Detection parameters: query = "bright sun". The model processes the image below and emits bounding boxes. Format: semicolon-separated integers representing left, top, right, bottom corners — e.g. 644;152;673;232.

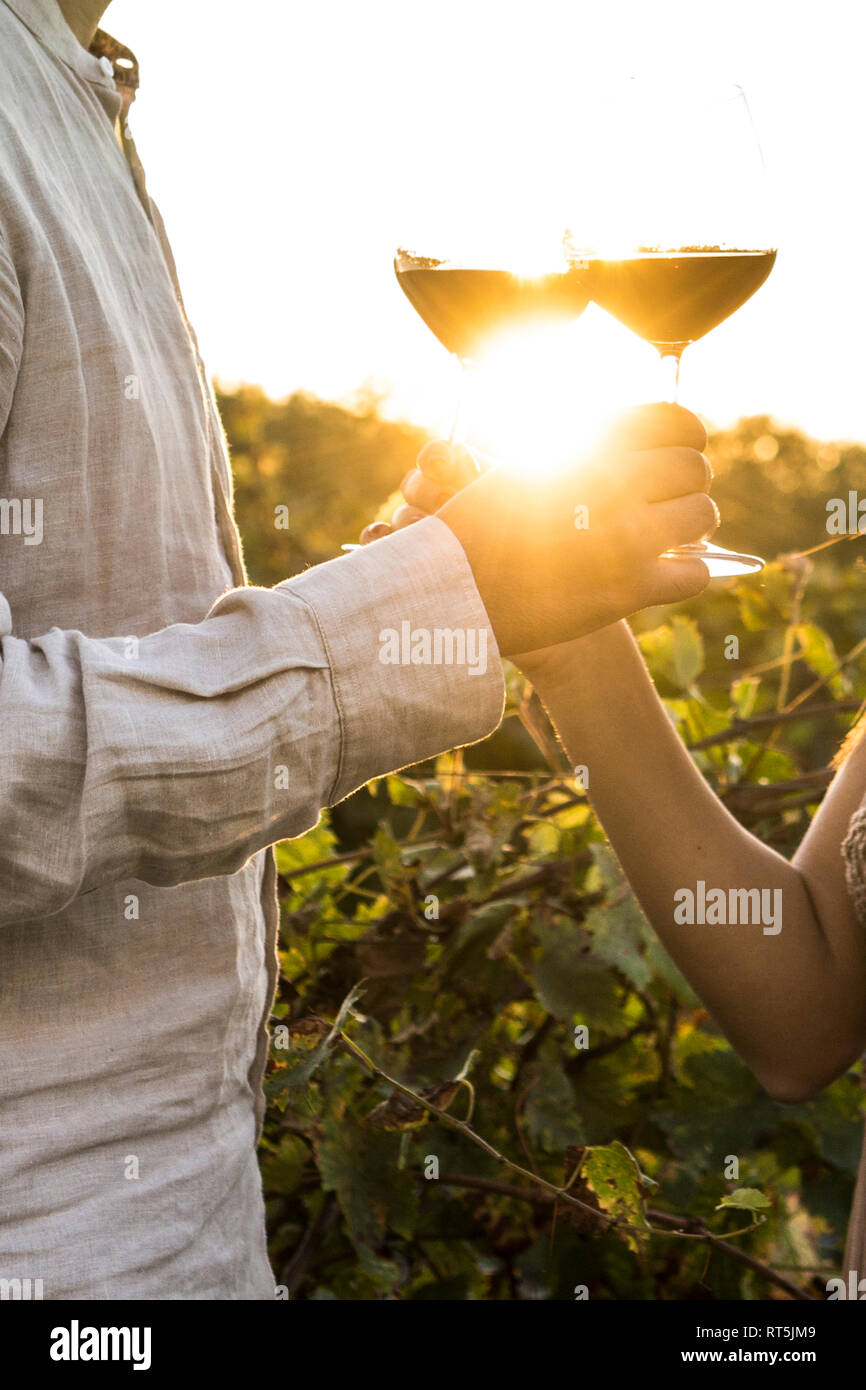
460;310;660;481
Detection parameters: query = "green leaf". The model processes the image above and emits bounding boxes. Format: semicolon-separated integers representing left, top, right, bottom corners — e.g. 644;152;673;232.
585;902;652;993
761;561;795;615
526;821;561;858
665;694;729;747
715;1187;771;1213
794;622;848;695
581;1141;650;1253
354;1244;405;1292
371;824;403;874
786;1073;866;1173
275;816;347;891
736;583;774;632
260;1134;309;1196
733;560;796;630
731;677;760;720
671;615;706;688
732;743;798;784
523;1054;586;1152
531;922;623;1029
503;659;529;714
385;774;422;806
316;1114;418;1250
275;817;336;873
657;1041;779;1171
412;1273;473;1299
638;616;704;690
584;845;652;992
588;842;628;897
644;935;700;1006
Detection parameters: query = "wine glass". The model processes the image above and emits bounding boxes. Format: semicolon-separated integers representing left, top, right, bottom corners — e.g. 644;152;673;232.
391;98;597;450
565;79;776;578
393;249;589;459
344;117;592;551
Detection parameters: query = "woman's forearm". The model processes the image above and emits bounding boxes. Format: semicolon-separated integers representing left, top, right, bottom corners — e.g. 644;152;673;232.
526;622;866;1100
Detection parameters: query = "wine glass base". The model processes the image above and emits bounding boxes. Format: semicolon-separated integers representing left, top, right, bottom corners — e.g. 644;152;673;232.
661;541;764;579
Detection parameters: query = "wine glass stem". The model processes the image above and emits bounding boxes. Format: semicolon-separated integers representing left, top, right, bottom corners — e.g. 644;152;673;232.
449;357;472;458
659;350;682;404
448;385;464;449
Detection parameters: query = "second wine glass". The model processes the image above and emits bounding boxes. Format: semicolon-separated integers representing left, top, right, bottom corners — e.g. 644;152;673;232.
565;78;776;578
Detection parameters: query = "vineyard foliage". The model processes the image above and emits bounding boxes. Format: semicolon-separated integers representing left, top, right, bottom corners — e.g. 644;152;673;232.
220;384;866;1299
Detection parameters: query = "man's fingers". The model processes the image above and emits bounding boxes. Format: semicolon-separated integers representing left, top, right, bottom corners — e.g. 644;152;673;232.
599;401;708;455
417;440;481;489
401;467;453;514
643;492;720;554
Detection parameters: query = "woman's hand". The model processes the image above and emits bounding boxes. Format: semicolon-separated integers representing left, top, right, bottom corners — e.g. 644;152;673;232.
358;435;629;680
359;440;484;545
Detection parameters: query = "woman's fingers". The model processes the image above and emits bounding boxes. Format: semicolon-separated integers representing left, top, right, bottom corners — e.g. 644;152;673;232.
624;447;713;505
359;441;477;543
390;503;428;530
417;440;482;489
359;520;393;545
360;504;428;542
642;553;711;606
599;401;709;456
400;468;453;514
644;492;720;554
393;442;485;529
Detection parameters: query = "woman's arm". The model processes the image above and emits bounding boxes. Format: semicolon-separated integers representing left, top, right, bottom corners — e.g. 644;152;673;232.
523;621;866;1101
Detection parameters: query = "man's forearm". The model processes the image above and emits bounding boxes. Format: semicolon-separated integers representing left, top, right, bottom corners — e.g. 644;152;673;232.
0;519;504;925
527;622;866;1098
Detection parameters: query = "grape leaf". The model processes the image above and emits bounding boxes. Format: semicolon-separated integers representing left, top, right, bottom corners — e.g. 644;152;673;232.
715;1187;771;1213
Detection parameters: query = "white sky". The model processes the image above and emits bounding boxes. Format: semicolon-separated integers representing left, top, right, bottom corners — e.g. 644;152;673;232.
108;0;866;446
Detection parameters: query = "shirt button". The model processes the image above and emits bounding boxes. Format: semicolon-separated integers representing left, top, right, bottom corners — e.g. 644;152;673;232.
99;55;114;78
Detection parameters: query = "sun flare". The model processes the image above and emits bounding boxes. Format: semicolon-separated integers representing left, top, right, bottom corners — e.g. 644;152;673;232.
458;311;660;482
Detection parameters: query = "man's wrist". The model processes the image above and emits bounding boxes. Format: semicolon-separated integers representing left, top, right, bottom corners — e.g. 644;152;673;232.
282;517;505;801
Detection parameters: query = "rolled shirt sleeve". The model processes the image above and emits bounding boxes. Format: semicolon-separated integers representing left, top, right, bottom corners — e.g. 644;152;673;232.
0;515;504;924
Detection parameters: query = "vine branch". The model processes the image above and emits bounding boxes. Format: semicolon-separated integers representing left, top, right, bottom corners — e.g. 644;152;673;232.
334;1025;767;1249
430;1172;814;1301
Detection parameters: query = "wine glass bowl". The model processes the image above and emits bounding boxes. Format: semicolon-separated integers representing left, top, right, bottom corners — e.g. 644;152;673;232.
564;244;776;363
394;250;589;366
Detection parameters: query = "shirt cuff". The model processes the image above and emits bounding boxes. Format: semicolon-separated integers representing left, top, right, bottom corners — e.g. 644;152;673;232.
282;516;505;802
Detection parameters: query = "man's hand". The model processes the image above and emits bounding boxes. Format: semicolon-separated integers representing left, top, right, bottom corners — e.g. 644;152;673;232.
360;403;716;658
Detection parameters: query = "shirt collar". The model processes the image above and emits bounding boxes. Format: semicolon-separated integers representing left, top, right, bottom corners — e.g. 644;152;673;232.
2;1;140;117
89;27;140;120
